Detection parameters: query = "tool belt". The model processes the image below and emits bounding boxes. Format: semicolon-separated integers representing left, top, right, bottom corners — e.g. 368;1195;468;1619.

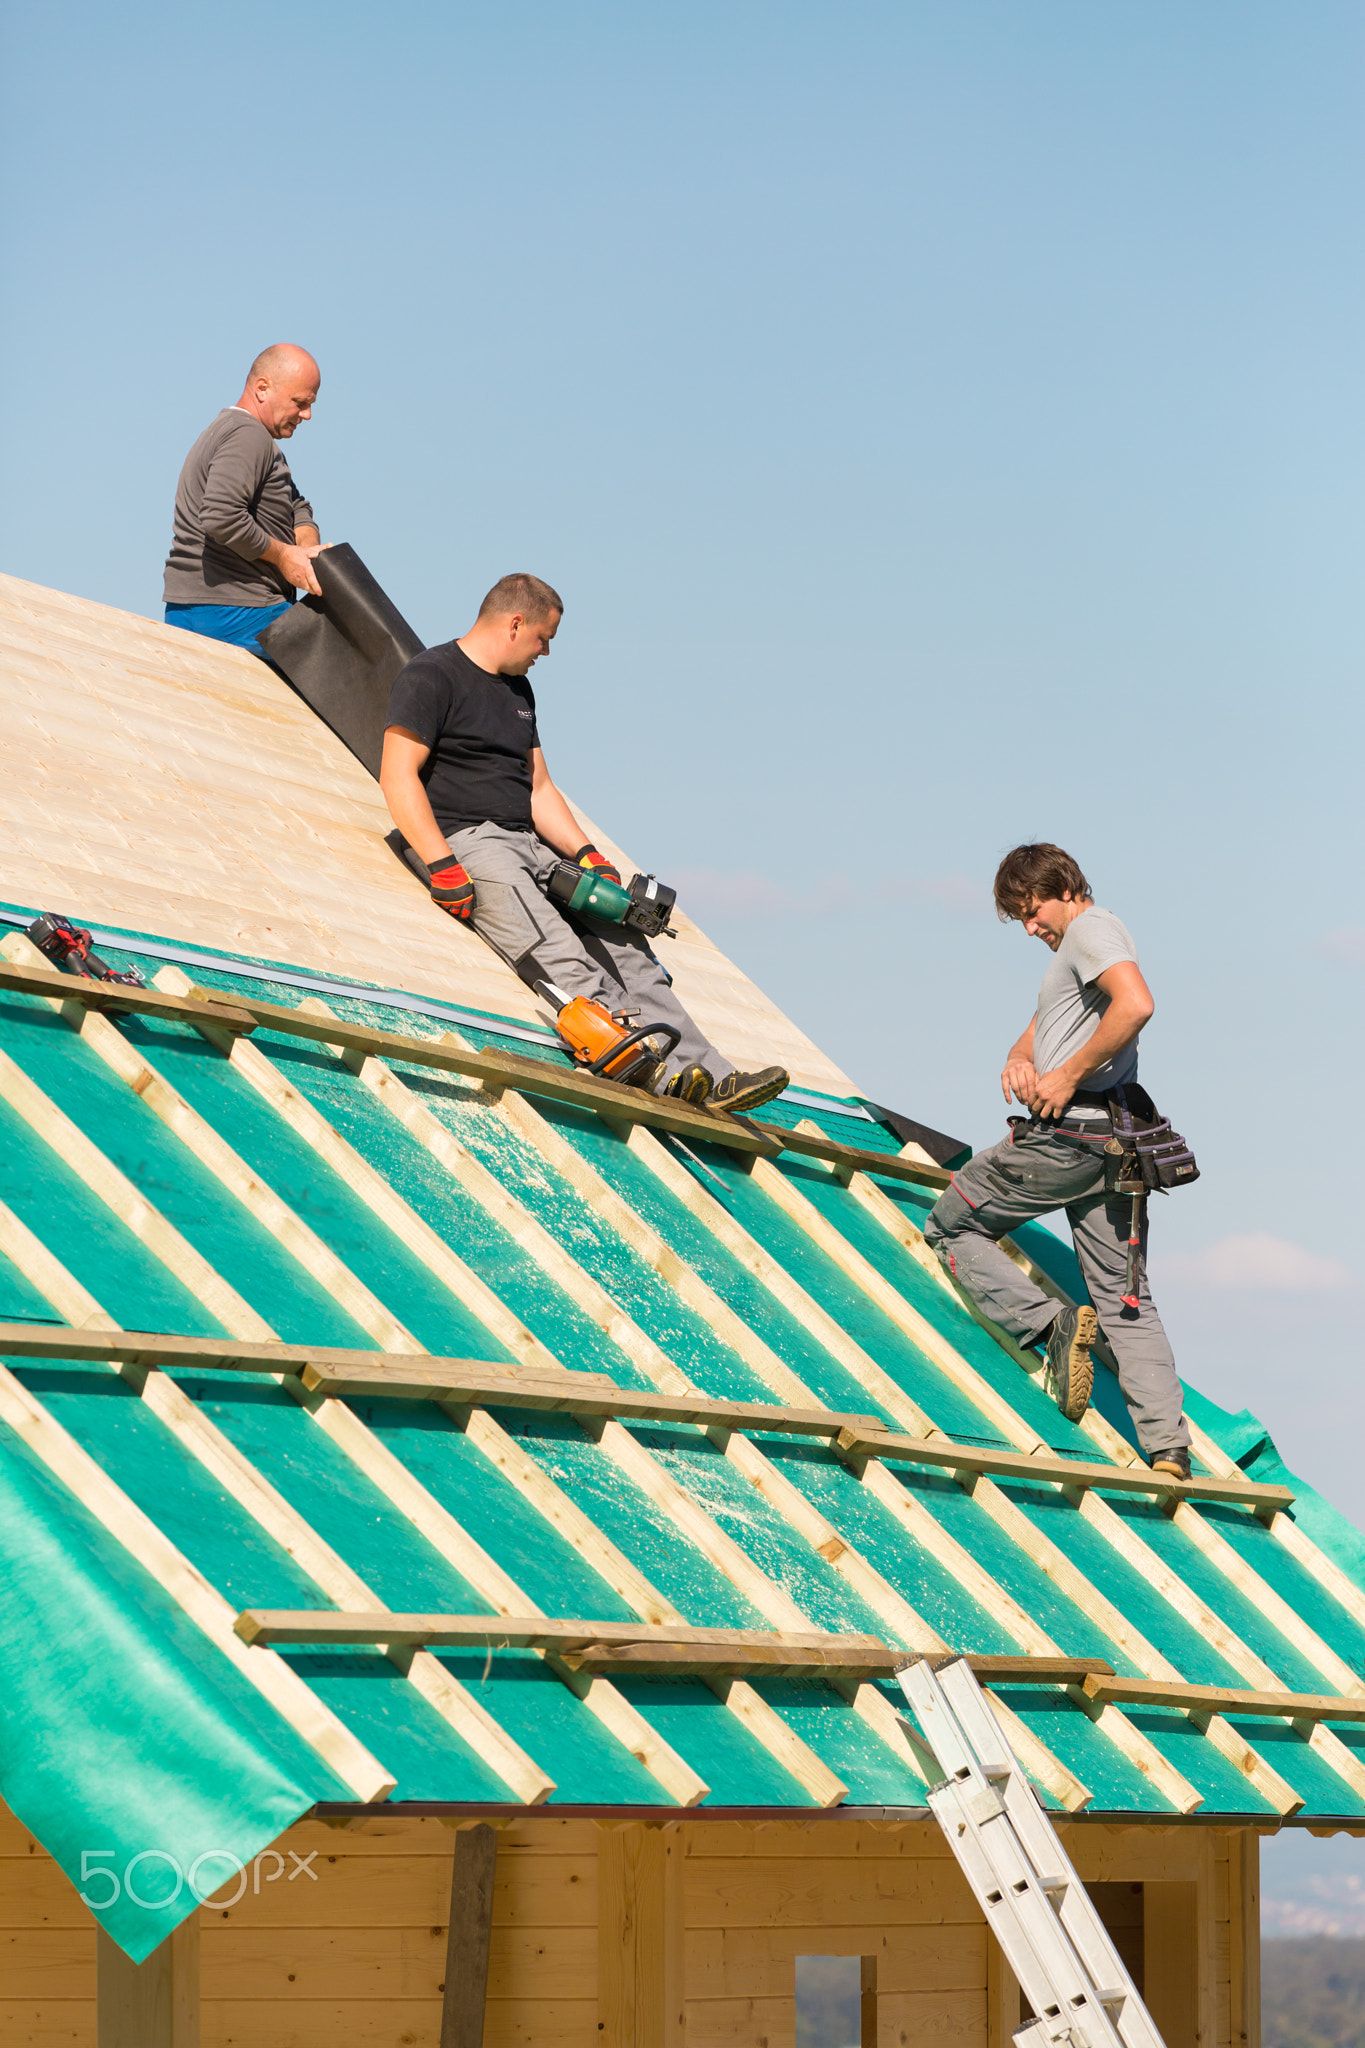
1013;1081;1200;1194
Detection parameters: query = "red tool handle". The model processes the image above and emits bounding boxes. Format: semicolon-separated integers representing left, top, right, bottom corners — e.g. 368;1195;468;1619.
1121;1193;1143;1308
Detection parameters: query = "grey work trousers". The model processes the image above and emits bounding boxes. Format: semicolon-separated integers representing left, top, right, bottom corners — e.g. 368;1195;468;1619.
445;822;733;1093
923;1121;1189;1455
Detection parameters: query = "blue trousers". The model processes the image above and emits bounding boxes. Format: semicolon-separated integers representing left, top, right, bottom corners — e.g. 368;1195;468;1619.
164;601;290;657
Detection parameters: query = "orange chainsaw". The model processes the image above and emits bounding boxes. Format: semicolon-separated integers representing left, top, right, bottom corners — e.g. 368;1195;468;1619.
534;980;680;1085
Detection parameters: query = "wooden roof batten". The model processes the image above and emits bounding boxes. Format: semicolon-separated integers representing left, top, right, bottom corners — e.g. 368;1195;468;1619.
0;957;952;1186
234;1611;1365;1728
0;1324;1294;1514
234;1611;1116;1681
1080;1676;1365;1726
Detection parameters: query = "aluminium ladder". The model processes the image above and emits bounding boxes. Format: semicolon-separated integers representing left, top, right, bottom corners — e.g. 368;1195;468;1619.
896;1655;1166;2048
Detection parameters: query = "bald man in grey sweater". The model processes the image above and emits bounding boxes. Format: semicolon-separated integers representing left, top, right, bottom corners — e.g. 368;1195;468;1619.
163;343;324;657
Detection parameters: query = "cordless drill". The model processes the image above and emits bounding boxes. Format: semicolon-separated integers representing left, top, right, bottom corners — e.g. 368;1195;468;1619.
545;862;678;938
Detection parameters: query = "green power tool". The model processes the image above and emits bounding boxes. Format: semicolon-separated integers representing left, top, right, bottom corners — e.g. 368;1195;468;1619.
546;862;678;938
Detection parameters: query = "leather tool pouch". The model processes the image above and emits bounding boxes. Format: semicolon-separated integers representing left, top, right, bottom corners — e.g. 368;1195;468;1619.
1106;1084;1200;1192
1011;1085;1199;1193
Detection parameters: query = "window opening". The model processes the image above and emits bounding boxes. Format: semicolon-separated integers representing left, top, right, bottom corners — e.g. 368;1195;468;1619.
795;1954;876;2048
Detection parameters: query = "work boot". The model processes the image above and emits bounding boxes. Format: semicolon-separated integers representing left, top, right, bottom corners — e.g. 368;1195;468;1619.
1041;1304;1097;1422
705;1066;789;1115
1149;1446;1191;1481
657;1063;714;1105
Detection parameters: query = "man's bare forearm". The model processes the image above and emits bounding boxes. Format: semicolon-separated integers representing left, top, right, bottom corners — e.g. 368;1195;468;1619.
530;779;590;858
1000;1015;1039;1104
379;768;451;865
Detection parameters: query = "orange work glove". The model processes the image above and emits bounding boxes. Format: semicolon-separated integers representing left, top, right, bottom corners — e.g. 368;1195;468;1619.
574;843;622;886
428;855;476;921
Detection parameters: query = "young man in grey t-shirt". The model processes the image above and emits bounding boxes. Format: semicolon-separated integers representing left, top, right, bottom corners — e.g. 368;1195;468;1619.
924;842;1190;1476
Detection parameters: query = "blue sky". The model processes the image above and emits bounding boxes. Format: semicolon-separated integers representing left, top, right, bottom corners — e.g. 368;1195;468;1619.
3;0;1362;1900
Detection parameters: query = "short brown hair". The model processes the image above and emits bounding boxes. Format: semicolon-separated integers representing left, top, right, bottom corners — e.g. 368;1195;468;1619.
477;573;563;623
993;843;1092;921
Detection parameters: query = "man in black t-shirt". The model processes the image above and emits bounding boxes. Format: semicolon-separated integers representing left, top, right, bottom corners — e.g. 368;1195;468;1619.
380;573;789;1112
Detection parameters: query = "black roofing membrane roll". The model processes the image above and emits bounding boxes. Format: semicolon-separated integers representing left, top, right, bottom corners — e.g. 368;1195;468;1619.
262;542;424;779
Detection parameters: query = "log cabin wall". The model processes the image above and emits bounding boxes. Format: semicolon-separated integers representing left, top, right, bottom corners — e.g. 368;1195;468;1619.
0;1800;1262;2048
0;1798;93;2046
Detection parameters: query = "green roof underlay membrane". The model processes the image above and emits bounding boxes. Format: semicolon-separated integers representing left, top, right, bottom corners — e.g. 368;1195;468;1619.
3;902;1365;1961
0;1406;350;1962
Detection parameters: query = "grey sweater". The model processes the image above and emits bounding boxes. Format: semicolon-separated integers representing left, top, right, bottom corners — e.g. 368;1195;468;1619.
163;408;317;606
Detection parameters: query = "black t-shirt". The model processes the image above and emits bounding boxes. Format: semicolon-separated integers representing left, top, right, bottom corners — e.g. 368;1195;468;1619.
386;640;540;834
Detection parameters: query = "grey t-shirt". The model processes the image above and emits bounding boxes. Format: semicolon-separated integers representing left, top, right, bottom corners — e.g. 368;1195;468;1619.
163;408;316;607
1032;905;1140;1111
